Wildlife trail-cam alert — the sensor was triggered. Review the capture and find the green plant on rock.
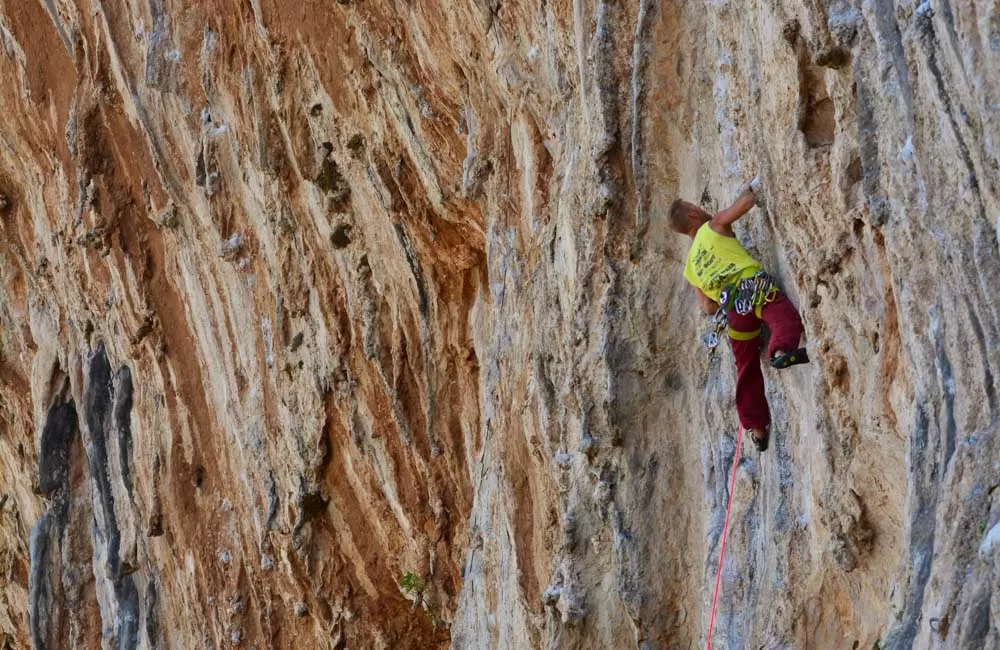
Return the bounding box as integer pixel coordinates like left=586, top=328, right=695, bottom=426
left=400, top=571, right=448, bottom=630
left=346, top=133, right=365, bottom=158
left=400, top=571, right=425, bottom=596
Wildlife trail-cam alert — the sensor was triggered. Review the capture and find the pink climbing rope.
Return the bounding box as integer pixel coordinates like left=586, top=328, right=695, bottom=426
left=705, top=424, right=744, bottom=650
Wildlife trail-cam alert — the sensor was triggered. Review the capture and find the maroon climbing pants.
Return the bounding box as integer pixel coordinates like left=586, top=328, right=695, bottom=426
left=726, top=293, right=804, bottom=431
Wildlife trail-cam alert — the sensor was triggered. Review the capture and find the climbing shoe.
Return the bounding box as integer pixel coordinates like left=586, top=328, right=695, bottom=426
left=750, top=427, right=769, bottom=453
left=770, top=347, right=809, bottom=370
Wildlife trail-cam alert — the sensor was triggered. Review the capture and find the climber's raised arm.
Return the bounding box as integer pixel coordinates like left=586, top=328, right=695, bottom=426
left=709, top=182, right=759, bottom=234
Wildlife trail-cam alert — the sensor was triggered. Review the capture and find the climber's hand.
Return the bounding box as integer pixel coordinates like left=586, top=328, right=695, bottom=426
left=741, top=177, right=766, bottom=208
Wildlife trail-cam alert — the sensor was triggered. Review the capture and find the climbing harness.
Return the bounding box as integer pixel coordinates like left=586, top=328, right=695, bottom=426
left=705, top=424, right=744, bottom=650
left=703, top=271, right=780, bottom=349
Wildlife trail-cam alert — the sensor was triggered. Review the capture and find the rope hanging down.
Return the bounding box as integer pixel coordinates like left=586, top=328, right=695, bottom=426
left=705, top=425, right=744, bottom=650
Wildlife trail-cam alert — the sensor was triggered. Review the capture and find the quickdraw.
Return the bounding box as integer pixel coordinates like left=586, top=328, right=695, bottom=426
left=702, top=271, right=780, bottom=349
left=701, top=309, right=727, bottom=348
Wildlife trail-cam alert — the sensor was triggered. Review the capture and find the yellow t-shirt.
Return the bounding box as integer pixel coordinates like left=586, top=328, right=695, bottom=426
left=683, top=223, right=763, bottom=303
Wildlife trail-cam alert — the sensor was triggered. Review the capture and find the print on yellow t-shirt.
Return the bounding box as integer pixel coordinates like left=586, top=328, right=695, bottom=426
left=683, top=224, right=763, bottom=303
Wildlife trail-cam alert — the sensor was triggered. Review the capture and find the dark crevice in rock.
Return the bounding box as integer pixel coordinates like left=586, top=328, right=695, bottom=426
left=885, top=405, right=937, bottom=648
left=83, top=344, right=141, bottom=650
left=299, top=488, right=331, bottom=522
left=316, top=147, right=352, bottom=212
left=113, top=367, right=135, bottom=495
left=961, top=294, right=998, bottom=414
left=143, top=579, right=159, bottom=647
left=331, top=224, right=353, bottom=249
left=85, top=343, right=120, bottom=572
left=934, top=0, right=963, bottom=67
left=792, top=30, right=835, bottom=147
left=195, top=149, right=206, bottom=187
left=393, top=222, right=429, bottom=319
left=934, top=320, right=958, bottom=469
left=29, top=511, right=58, bottom=650
left=115, top=577, right=140, bottom=650
left=30, top=370, right=79, bottom=650
left=266, top=471, right=279, bottom=530
left=38, top=392, right=78, bottom=498
left=853, top=58, right=889, bottom=225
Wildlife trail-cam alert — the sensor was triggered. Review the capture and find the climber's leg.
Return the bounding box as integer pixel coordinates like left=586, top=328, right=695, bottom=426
left=727, top=311, right=771, bottom=439
left=761, top=294, right=808, bottom=368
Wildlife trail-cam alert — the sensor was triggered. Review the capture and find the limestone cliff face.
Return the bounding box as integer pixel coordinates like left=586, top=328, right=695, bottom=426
left=0, top=0, right=997, bottom=648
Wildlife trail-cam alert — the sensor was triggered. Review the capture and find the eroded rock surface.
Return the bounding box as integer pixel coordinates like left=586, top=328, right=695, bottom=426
left=0, top=1, right=997, bottom=648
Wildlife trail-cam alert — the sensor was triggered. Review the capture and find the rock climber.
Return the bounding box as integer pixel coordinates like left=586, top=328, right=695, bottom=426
left=670, top=179, right=808, bottom=452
